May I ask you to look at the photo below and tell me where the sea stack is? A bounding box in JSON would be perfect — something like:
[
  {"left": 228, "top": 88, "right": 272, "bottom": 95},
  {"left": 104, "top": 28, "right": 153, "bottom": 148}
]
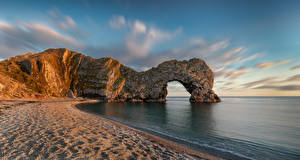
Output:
[{"left": 0, "top": 48, "right": 220, "bottom": 103}]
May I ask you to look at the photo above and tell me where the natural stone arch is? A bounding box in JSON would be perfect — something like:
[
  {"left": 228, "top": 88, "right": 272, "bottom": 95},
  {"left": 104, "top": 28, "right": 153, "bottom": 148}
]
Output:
[
  {"left": 69, "top": 54, "right": 220, "bottom": 102},
  {"left": 0, "top": 48, "right": 220, "bottom": 103},
  {"left": 111, "top": 58, "right": 221, "bottom": 103}
]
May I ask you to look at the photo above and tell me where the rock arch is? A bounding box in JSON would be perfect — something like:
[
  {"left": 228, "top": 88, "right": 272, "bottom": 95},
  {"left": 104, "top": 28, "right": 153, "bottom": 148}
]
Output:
[
  {"left": 0, "top": 48, "right": 221, "bottom": 103},
  {"left": 74, "top": 55, "right": 220, "bottom": 103},
  {"left": 121, "top": 58, "right": 221, "bottom": 103}
]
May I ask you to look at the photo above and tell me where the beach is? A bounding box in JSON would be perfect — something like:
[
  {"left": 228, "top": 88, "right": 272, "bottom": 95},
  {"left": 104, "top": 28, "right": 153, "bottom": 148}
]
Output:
[
  {"left": 77, "top": 97, "right": 300, "bottom": 160},
  {"left": 0, "top": 99, "right": 218, "bottom": 160}
]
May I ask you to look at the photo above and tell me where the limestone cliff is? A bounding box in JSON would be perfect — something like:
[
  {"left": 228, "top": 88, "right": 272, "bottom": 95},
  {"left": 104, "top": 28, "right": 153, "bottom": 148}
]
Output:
[{"left": 0, "top": 48, "right": 220, "bottom": 102}]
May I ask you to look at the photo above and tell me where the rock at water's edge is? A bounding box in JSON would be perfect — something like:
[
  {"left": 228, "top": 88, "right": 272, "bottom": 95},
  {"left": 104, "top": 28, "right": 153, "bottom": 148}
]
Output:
[{"left": 0, "top": 48, "right": 220, "bottom": 103}]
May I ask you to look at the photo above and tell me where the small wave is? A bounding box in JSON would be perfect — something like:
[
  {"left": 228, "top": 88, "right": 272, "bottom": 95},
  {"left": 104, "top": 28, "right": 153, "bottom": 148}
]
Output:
[{"left": 105, "top": 117, "right": 255, "bottom": 160}]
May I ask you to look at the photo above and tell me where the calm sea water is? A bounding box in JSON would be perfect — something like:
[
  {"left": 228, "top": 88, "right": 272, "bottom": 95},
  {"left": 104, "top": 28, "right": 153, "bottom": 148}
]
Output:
[{"left": 80, "top": 97, "right": 300, "bottom": 160}]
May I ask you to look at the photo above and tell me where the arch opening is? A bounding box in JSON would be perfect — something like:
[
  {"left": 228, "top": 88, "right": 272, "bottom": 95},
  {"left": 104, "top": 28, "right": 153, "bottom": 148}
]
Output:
[{"left": 166, "top": 81, "right": 191, "bottom": 99}]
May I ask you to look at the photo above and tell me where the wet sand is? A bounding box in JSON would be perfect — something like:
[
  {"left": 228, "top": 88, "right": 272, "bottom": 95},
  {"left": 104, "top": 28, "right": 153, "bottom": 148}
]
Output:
[{"left": 0, "top": 100, "right": 219, "bottom": 160}]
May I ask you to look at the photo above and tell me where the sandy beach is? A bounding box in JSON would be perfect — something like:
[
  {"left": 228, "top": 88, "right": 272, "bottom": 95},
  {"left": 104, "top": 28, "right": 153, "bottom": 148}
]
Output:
[{"left": 0, "top": 99, "right": 219, "bottom": 160}]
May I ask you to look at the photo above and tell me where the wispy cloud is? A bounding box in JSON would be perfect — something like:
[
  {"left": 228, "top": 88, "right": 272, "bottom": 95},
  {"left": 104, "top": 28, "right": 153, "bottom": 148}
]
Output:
[
  {"left": 221, "top": 53, "right": 260, "bottom": 67},
  {"left": 0, "top": 20, "right": 84, "bottom": 57},
  {"left": 131, "top": 20, "right": 147, "bottom": 33},
  {"left": 215, "top": 67, "right": 251, "bottom": 79},
  {"left": 224, "top": 81, "right": 234, "bottom": 86},
  {"left": 282, "top": 74, "right": 300, "bottom": 82},
  {"left": 122, "top": 35, "right": 261, "bottom": 77},
  {"left": 48, "top": 8, "right": 88, "bottom": 39},
  {"left": 245, "top": 74, "right": 300, "bottom": 91},
  {"left": 239, "top": 53, "right": 261, "bottom": 63},
  {"left": 128, "top": 38, "right": 230, "bottom": 69},
  {"left": 254, "top": 85, "right": 300, "bottom": 91},
  {"left": 81, "top": 17, "right": 182, "bottom": 64},
  {"left": 109, "top": 15, "right": 127, "bottom": 29},
  {"left": 126, "top": 20, "right": 181, "bottom": 59},
  {"left": 242, "top": 76, "right": 277, "bottom": 88},
  {"left": 290, "top": 64, "right": 300, "bottom": 70},
  {"left": 96, "top": 18, "right": 182, "bottom": 62},
  {"left": 255, "top": 59, "right": 291, "bottom": 69},
  {"left": 220, "top": 47, "right": 243, "bottom": 59},
  {"left": 49, "top": 9, "right": 76, "bottom": 29}
]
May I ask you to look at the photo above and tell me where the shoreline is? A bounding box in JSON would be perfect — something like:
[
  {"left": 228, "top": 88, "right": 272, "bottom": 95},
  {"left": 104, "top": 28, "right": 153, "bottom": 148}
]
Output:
[
  {"left": 74, "top": 100, "right": 221, "bottom": 160},
  {"left": 0, "top": 99, "right": 221, "bottom": 159}
]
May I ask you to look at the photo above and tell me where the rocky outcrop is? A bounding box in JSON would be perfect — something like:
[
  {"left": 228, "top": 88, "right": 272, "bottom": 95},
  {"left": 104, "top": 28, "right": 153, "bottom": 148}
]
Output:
[{"left": 0, "top": 48, "right": 220, "bottom": 103}]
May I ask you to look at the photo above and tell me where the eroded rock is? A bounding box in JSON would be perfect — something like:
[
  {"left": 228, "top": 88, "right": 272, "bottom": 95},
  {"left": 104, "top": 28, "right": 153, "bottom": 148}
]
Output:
[{"left": 0, "top": 48, "right": 220, "bottom": 103}]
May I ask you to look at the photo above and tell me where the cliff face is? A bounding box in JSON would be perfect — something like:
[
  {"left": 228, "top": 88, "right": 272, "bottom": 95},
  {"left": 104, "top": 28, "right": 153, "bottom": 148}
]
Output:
[{"left": 0, "top": 48, "right": 220, "bottom": 103}]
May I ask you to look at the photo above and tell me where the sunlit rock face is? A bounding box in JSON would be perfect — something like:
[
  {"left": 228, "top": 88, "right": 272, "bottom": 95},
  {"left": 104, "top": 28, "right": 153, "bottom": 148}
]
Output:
[{"left": 0, "top": 48, "right": 220, "bottom": 103}]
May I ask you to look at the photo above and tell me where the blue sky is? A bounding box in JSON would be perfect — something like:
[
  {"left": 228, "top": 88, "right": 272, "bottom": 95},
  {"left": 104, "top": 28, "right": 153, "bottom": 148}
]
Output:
[{"left": 0, "top": 0, "right": 299, "bottom": 96}]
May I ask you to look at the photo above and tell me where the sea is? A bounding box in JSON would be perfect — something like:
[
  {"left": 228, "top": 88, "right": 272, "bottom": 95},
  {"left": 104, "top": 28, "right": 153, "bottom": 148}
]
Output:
[{"left": 80, "top": 96, "right": 300, "bottom": 160}]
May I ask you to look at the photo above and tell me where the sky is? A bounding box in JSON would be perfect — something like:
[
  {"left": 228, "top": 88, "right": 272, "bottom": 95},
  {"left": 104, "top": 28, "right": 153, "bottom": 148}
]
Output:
[{"left": 0, "top": 0, "right": 299, "bottom": 96}]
